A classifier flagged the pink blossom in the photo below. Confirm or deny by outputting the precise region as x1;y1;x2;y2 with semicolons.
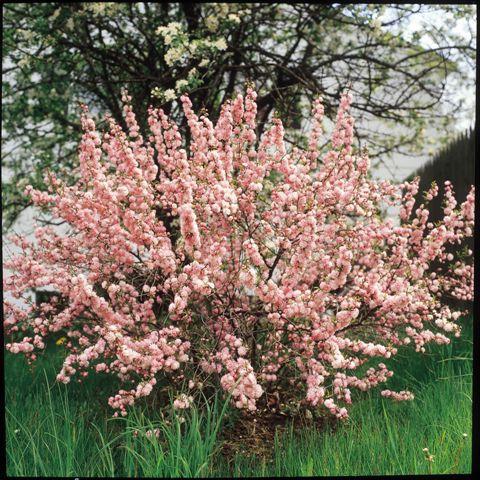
3;88;473;418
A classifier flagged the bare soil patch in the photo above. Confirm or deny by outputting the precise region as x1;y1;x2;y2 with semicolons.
218;408;337;459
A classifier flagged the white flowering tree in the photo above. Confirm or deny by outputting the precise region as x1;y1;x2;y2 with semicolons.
2;2;476;227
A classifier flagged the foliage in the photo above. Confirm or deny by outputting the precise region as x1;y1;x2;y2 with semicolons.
407;127;475;304
3;89;474;419
409;126;475;229
2;2;476;226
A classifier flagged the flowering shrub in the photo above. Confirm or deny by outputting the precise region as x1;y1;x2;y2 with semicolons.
3;88;474;419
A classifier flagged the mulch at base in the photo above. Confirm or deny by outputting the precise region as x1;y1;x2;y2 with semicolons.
218;409;337;460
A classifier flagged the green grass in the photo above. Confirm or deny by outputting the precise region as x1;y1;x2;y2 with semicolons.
5;319;473;477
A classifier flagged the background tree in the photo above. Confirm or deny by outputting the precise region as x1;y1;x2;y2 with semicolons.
408;126;475;221
2;2;476;227
407;126;475;311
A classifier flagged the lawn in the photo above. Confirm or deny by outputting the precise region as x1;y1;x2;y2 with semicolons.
5;318;472;477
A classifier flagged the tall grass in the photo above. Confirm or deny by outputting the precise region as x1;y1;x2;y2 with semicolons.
6;368;230;478
5;319;472;477
220;358;472;476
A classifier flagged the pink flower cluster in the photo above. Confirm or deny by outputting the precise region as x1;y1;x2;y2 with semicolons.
173;393;193;410
3;88;474;419
381;389;415;401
